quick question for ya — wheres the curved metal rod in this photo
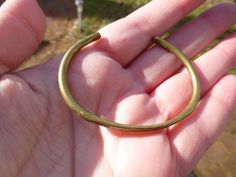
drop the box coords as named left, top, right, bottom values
left=58, top=32, right=201, bottom=132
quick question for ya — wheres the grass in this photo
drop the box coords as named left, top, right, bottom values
left=229, top=68, right=236, bottom=75
left=81, top=0, right=149, bottom=34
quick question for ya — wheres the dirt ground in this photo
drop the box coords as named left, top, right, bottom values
left=19, top=0, right=80, bottom=68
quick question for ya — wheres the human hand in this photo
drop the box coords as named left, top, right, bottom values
left=0, top=0, right=236, bottom=177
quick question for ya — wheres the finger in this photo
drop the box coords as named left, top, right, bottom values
left=169, top=75, right=236, bottom=177
left=128, top=3, right=236, bottom=92
left=97, top=0, right=205, bottom=66
left=0, top=0, right=46, bottom=74
left=153, top=32, right=236, bottom=121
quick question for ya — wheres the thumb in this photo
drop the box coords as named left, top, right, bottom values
left=0, top=0, right=46, bottom=74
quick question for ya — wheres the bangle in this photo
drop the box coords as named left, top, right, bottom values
left=58, top=32, right=200, bottom=132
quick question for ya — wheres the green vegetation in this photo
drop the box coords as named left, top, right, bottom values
left=82, top=0, right=149, bottom=34
left=229, top=68, right=236, bottom=75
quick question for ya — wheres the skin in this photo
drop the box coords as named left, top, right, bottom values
left=0, top=0, right=236, bottom=177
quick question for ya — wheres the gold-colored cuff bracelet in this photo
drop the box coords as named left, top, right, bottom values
left=58, top=32, right=200, bottom=132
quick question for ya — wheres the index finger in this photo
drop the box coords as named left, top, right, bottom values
left=97, top=0, right=205, bottom=66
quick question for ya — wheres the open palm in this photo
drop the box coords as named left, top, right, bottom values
left=1, top=0, right=236, bottom=177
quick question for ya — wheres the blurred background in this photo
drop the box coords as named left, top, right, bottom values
left=1, top=0, right=236, bottom=176
left=23, top=0, right=236, bottom=73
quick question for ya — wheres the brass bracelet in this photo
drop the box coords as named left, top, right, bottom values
left=58, top=32, right=200, bottom=132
